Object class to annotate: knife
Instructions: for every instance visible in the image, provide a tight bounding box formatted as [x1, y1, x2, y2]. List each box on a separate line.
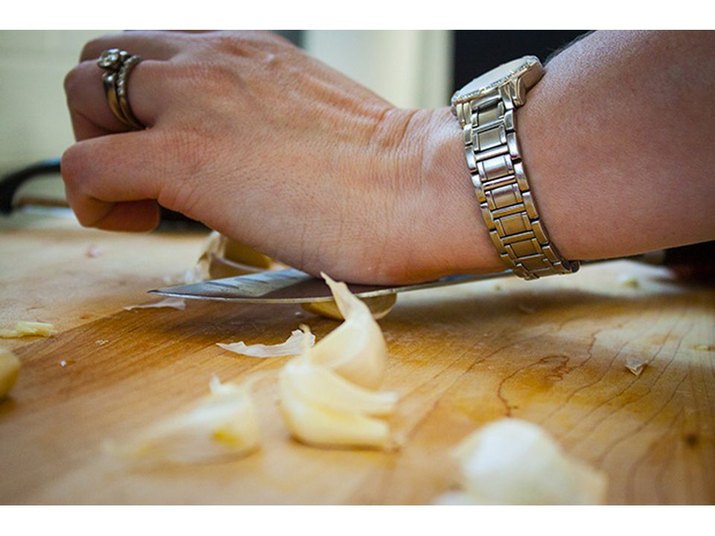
[149, 268, 514, 303]
[149, 242, 714, 304]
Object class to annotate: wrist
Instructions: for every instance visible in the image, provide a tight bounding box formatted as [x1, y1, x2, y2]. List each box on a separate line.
[376, 108, 504, 284]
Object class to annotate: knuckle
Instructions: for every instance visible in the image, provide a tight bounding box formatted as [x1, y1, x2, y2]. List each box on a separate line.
[60, 145, 79, 180]
[63, 65, 84, 98]
[80, 36, 109, 61]
[60, 144, 88, 187]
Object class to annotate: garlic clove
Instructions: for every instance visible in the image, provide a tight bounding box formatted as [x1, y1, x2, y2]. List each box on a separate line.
[110, 376, 260, 465]
[281, 357, 398, 416]
[305, 274, 388, 389]
[218, 329, 315, 358]
[196, 231, 279, 280]
[222, 237, 274, 270]
[279, 371, 393, 450]
[0, 348, 21, 399]
[0, 321, 57, 338]
[449, 418, 607, 504]
[301, 293, 397, 321]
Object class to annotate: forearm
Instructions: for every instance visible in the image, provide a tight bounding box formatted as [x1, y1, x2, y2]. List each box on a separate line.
[410, 30, 715, 280]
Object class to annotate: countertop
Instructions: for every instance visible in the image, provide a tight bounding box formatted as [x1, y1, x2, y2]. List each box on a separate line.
[1, 210, 713, 504]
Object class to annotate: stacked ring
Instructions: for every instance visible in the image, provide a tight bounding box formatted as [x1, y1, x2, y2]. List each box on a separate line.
[97, 48, 145, 129]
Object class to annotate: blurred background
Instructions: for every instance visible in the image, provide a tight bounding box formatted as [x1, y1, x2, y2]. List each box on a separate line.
[0, 30, 586, 206]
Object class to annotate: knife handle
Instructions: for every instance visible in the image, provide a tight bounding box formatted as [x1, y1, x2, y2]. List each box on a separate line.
[635, 241, 715, 282]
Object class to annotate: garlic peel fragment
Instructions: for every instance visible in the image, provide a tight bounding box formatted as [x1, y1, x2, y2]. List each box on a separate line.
[0, 348, 21, 399]
[123, 297, 186, 311]
[0, 321, 57, 338]
[109, 376, 260, 465]
[625, 358, 647, 376]
[445, 418, 607, 505]
[218, 329, 315, 358]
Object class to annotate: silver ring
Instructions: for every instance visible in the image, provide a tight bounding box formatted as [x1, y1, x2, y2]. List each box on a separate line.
[97, 48, 145, 129]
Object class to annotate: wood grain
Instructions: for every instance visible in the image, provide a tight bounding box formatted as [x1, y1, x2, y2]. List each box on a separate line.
[1, 211, 713, 504]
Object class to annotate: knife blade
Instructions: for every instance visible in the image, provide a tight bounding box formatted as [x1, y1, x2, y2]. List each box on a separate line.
[148, 243, 714, 304]
[149, 267, 514, 303]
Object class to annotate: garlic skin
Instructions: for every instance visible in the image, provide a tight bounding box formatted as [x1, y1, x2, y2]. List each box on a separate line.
[123, 297, 186, 311]
[110, 376, 260, 465]
[306, 274, 389, 389]
[444, 418, 607, 505]
[625, 358, 647, 376]
[0, 348, 21, 399]
[218, 329, 315, 358]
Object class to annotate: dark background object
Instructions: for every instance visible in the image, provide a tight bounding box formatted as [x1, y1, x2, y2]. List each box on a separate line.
[452, 30, 590, 91]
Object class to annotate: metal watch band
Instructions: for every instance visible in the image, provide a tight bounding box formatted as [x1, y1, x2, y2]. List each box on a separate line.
[455, 88, 579, 280]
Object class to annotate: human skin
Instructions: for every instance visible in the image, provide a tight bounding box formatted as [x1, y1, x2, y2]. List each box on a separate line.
[61, 30, 715, 284]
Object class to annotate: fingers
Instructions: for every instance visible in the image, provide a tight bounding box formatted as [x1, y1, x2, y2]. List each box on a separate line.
[66, 30, 190, 141]
[64, 58, 167, 140]
[61, 131, 169, 230]
[91, 199, 161, 232]
[79, 30, 184, 62]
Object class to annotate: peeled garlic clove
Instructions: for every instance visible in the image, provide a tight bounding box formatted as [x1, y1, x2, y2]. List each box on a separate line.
[0, 321, 57, 338]
[0, 348, 21, 399]
[450, 418, 607, 505]
[276, 280, 397, 450]
[281, 357, 397, 416]
[195, 231, 278, 280]
[111, 376, 260, 465]
[279, 370, 392, 450]
[217, 329, 315, 358]
[223, 238, 274, 270]
[306, 274, 388, 389]
[301, 293, 397, 321]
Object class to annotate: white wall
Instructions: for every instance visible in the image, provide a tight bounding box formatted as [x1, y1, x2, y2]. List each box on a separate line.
[0, 30, 108, 175]
[304, 30, 452, 109]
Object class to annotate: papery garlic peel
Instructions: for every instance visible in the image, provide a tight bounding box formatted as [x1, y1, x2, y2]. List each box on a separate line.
[111, 376, 260, 465]
[0, 348, 20, 399]
[305, 273, 389, 389]
[447, 418, 607, 504]
[124, 297, 186, 311]
[218, 329, 315, 358]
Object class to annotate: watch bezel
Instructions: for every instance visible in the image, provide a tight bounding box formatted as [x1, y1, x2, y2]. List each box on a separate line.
[451, 55, 543, 107]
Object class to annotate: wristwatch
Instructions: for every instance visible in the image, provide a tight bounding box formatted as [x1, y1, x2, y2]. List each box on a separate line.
[451, 56, 579, 279]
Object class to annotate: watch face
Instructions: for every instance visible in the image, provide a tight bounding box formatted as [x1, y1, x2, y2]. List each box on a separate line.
[452, 56, 541, 105]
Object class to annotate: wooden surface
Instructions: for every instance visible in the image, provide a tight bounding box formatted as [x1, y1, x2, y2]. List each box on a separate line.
[1, 210, 714, 504]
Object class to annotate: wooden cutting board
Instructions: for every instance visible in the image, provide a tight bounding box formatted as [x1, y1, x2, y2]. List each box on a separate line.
[1, 210, 713, 504]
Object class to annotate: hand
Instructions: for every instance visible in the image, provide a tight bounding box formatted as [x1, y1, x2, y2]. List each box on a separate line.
[62, 31, 502, 284]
